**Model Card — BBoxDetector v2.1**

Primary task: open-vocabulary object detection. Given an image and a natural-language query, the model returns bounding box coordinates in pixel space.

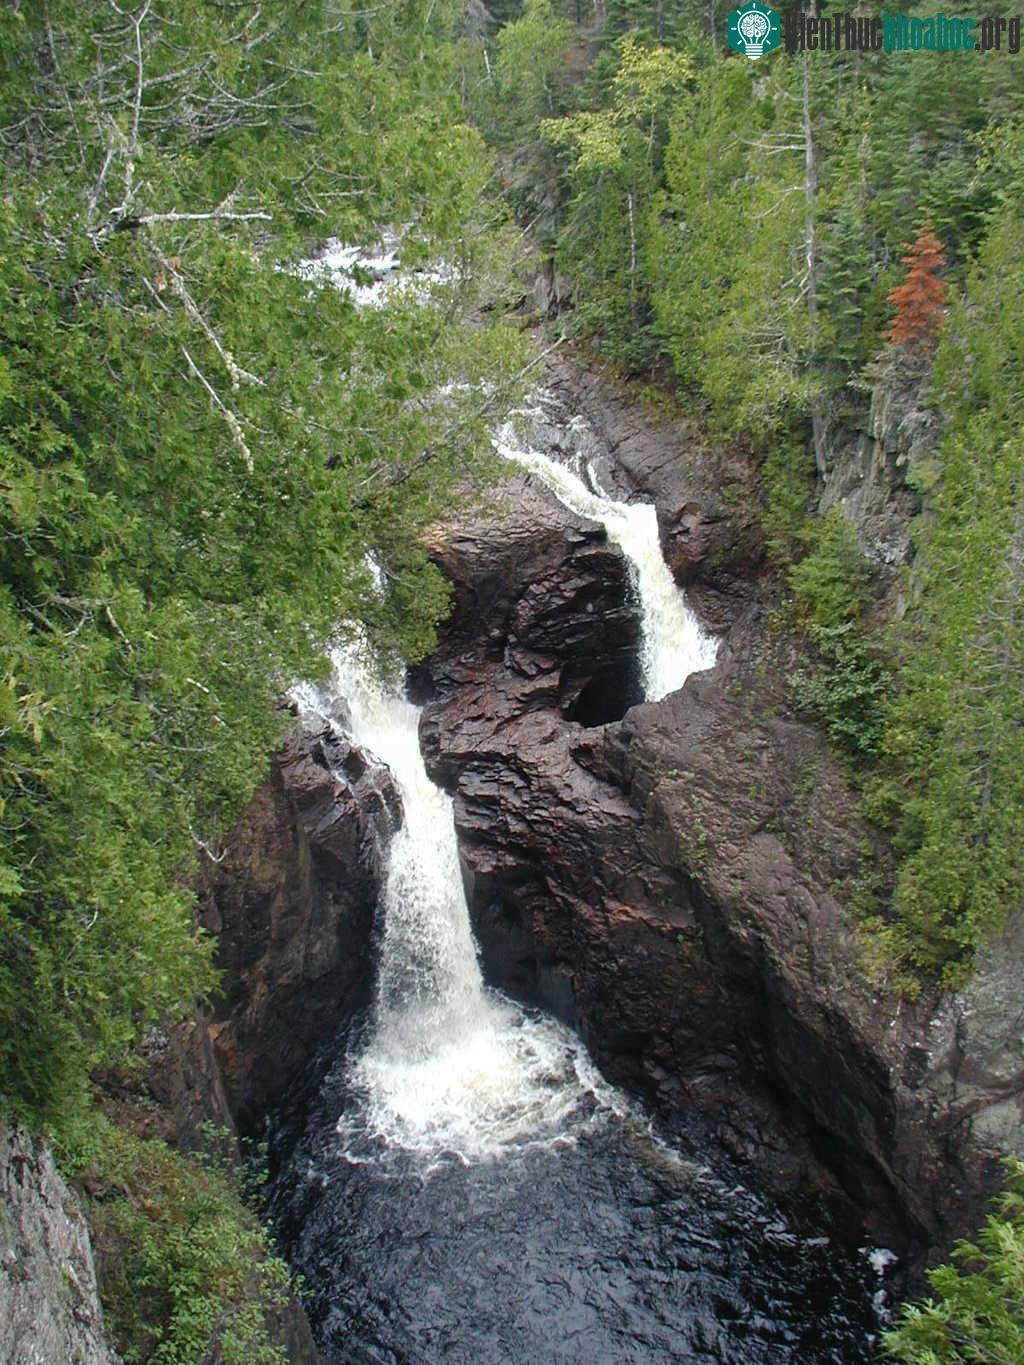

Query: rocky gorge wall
[0,722,398,1365]
[0,1122,119,1365]
[413,359,1024,1279]
[3,351,1016,1353]
[159,352,1021,1283]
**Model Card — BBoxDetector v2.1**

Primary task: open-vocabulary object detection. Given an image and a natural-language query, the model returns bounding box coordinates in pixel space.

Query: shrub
[788,505,873,628]
[789,622,891,762]
[884,1159,1024,1363]
[84,1124,291,1365]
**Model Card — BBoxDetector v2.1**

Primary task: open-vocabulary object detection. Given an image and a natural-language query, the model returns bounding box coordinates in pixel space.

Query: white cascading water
[496,398,718,701]
[294,641,623,1164]
[294,241,710,1161]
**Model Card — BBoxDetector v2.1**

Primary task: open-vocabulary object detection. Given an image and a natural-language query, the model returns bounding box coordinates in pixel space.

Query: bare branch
[113,208,272,231]
[180,343,255,474]
[147,236,264,390]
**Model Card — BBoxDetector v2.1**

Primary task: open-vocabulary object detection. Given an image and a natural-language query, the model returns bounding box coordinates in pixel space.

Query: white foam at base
[294,640,627,1164]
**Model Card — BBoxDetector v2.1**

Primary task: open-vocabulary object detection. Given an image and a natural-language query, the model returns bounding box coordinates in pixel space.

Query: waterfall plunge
[294,643,619,1165]
[295,397,715,1164]
[496,398,718,701]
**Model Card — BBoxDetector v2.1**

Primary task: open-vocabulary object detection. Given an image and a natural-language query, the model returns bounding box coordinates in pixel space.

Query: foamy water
[496,398,717,701]
[294,641,627,1164]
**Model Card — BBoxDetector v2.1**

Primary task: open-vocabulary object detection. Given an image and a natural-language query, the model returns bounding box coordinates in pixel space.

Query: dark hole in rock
[563,657,642,727]
[405,662,437,706]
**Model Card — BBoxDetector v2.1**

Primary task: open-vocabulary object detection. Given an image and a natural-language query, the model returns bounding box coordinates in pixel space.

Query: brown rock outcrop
[415,377,1023,1279]
[198,722,399,1129]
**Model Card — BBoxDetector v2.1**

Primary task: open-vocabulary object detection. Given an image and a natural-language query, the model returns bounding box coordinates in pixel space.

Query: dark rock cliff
[1,1123,119,1365]
[91,719,399,1365]
[199,722,398,1129]
[414,366,1023,1278]
[121,721,398,1150]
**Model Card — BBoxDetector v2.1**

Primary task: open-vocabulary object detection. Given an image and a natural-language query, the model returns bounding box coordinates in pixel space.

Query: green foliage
[0,2,529,1134]
[884,1159,1024,1363]
[789,623,890,761]
[816,201,885,381]
[760,436,816,566]
[785,508,888,763]
[541,36,692,368]
[84,1122,290,1365]
[478,0,574,231]
[872,196,1024,981]
[484,0,1023,431]
[789,507,873,629]
[647,51,821,432]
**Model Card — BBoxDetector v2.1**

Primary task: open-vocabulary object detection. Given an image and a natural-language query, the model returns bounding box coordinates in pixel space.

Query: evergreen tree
[884,1160,1024,1363]
[886,226,949,352]
[0,0,527,1133]
[873,201,1024,979]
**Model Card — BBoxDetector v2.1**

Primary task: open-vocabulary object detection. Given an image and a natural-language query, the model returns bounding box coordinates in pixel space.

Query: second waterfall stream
[496,392,718,700]
[294,393,717,1162]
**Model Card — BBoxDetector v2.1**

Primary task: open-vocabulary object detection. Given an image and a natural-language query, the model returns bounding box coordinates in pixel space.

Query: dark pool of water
[268,1038,882,1364]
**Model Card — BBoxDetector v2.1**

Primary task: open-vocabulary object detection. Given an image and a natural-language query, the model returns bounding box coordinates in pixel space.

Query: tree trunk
[802,55,827,479]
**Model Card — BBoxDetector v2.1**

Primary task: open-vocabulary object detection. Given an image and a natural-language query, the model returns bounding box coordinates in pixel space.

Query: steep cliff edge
[104,721,398,1153]
[1,1122,119,1365]
[416,368,1024,1275]
[70,722,398,1365]
[198,722,399,1130]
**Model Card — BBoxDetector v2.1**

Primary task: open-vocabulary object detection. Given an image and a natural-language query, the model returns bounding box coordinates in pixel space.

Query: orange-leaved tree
[885,226,948,352]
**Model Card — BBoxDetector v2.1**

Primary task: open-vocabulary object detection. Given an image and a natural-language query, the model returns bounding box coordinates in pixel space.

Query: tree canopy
[0,0,528,1134]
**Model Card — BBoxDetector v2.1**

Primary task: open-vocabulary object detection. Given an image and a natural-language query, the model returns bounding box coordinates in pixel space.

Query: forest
[1,1,1023,1360]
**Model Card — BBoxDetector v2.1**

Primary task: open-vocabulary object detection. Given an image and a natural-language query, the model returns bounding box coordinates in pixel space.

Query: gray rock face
[818,356,944,582]
[0,1123,119,1365]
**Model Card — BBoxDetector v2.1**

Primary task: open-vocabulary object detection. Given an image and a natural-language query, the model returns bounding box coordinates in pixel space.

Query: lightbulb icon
[738,7,771,57]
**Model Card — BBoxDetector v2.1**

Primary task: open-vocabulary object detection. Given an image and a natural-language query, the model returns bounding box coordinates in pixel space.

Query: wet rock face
[198,723,400,1129]
[417,473,642,727]
[542,354,765,633]
[417,384,1023,1276]
[1,1123,118,1365]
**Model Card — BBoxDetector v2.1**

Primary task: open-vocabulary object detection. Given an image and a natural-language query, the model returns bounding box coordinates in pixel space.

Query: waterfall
[291,391,715,1164]
[294,641,619,1164]
[496,399,717,701]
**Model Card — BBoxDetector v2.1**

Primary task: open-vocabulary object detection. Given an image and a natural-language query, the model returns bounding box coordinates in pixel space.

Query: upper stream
[272,391,881,1362]
[496,392,718,701]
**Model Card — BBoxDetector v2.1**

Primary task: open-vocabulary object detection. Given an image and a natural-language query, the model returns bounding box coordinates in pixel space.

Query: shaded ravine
[267,427,884,1360]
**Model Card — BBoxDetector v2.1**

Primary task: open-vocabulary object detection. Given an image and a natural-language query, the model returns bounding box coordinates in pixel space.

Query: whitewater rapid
[294,642,625,1165]
[496,396,717,702]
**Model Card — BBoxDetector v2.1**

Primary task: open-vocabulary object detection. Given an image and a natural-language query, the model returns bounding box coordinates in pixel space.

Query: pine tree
[885,226,948,352]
